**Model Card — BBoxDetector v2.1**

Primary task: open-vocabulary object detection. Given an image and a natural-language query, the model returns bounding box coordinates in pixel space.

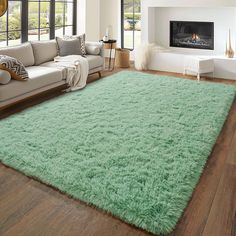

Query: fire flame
[192,33,200,41]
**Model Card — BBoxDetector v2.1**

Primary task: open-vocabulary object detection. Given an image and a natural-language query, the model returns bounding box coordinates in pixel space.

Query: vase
[0,0,8,17]
[225,29,235,58]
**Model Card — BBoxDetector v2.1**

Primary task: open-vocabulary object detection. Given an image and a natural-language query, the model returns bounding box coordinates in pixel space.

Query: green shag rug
[0,71,235,235]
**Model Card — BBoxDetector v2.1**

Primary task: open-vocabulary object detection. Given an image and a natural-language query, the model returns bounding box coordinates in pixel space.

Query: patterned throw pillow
[0,55,29,81]
[78,34,86,55]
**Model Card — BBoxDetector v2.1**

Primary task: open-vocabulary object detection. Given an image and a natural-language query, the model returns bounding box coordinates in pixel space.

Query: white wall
[155,7,236,55]
[77,0,121,43]
[100,0,121,46]
[77,0,100,41]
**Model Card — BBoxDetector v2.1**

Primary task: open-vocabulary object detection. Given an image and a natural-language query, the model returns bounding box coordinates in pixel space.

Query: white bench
[184,56,214,81]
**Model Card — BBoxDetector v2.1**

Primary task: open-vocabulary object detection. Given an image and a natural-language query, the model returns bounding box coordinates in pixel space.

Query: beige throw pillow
[56,34,86,57]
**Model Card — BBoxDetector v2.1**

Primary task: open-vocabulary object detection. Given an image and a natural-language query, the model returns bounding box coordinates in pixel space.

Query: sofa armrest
[85,41,104,57]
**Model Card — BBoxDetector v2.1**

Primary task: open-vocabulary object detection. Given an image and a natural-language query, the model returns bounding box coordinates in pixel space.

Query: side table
[184,56,214,81]
[100,39,117,71]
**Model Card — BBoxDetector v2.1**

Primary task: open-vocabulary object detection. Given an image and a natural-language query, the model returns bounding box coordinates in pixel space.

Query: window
[0,1,22,47]
[28,0,51,41]
[55,0,74,37]
[121,0,141,50]
[0,0,77,47]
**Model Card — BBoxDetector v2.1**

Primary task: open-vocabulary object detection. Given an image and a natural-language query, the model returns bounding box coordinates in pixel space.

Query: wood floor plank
[0,181,50,234]
[202,163,236,236]
[2,198,69,236]
[0,166,30,198]
[227,131,236,166]
[1,172,151,236]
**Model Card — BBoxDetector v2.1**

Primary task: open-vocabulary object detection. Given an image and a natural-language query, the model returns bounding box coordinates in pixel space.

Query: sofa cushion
[0,42,35,67]
[0,66,63,102]
[0,55,29,81]
[40,61,67,79]
[31,40,58,65]
[41,55,103,74]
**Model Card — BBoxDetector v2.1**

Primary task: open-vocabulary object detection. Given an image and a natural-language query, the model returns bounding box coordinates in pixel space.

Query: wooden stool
[184,56,214,81]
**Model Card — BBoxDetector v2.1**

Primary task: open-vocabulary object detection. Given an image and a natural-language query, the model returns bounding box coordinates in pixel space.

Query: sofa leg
[98,71,102,78]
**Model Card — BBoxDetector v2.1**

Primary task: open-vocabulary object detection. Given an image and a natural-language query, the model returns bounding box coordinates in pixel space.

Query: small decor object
[225,29,235,58]
[0,55,29,81]
[0,0,8,17]
[103,35,108,42]
[115,48,130,68]
[102,25,112,42]
[106,25,113,40]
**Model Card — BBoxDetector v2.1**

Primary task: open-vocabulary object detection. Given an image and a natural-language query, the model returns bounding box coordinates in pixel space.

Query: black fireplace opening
[170,21,214,50]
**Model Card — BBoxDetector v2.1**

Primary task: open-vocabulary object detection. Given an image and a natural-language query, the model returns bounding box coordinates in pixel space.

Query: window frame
[0,0,22,46]
[121,0,141,50]
[0,0,77,46]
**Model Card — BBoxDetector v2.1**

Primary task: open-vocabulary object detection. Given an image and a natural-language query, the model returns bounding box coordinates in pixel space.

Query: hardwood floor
[0,68,236,236]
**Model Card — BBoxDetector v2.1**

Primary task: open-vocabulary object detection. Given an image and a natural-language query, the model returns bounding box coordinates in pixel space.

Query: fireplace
[170,21,214,50]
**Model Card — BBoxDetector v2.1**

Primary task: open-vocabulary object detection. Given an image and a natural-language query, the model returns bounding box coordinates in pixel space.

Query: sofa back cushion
[31,40,58,65]
[0,42,35,67]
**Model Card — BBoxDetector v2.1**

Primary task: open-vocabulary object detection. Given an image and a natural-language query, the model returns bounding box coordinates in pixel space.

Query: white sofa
[0,40,104,109]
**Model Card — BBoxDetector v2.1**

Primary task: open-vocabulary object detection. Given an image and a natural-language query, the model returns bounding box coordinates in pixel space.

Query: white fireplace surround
[141,0,236,80]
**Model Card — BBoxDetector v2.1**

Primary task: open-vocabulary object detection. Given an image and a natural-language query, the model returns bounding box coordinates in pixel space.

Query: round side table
[100,39,117,71]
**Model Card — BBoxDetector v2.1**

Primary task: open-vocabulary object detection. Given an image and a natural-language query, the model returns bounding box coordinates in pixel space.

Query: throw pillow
[64,34,86,55]
[0,69,11,85]
[56,37,83,57]
[85,45,100,55]
[57,34,86,56]
[0,55,29,81]
[78,34,86,55]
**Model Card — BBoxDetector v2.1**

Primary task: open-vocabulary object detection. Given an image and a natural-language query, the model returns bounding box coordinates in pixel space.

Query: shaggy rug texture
[0,71,235,235]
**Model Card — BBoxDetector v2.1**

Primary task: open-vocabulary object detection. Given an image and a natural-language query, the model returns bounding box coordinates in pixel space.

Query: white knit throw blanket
[54,55,89,92]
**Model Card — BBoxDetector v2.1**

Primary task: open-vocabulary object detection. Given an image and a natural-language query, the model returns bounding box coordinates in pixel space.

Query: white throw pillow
[85,45,100,55]
[0,69,11,85]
